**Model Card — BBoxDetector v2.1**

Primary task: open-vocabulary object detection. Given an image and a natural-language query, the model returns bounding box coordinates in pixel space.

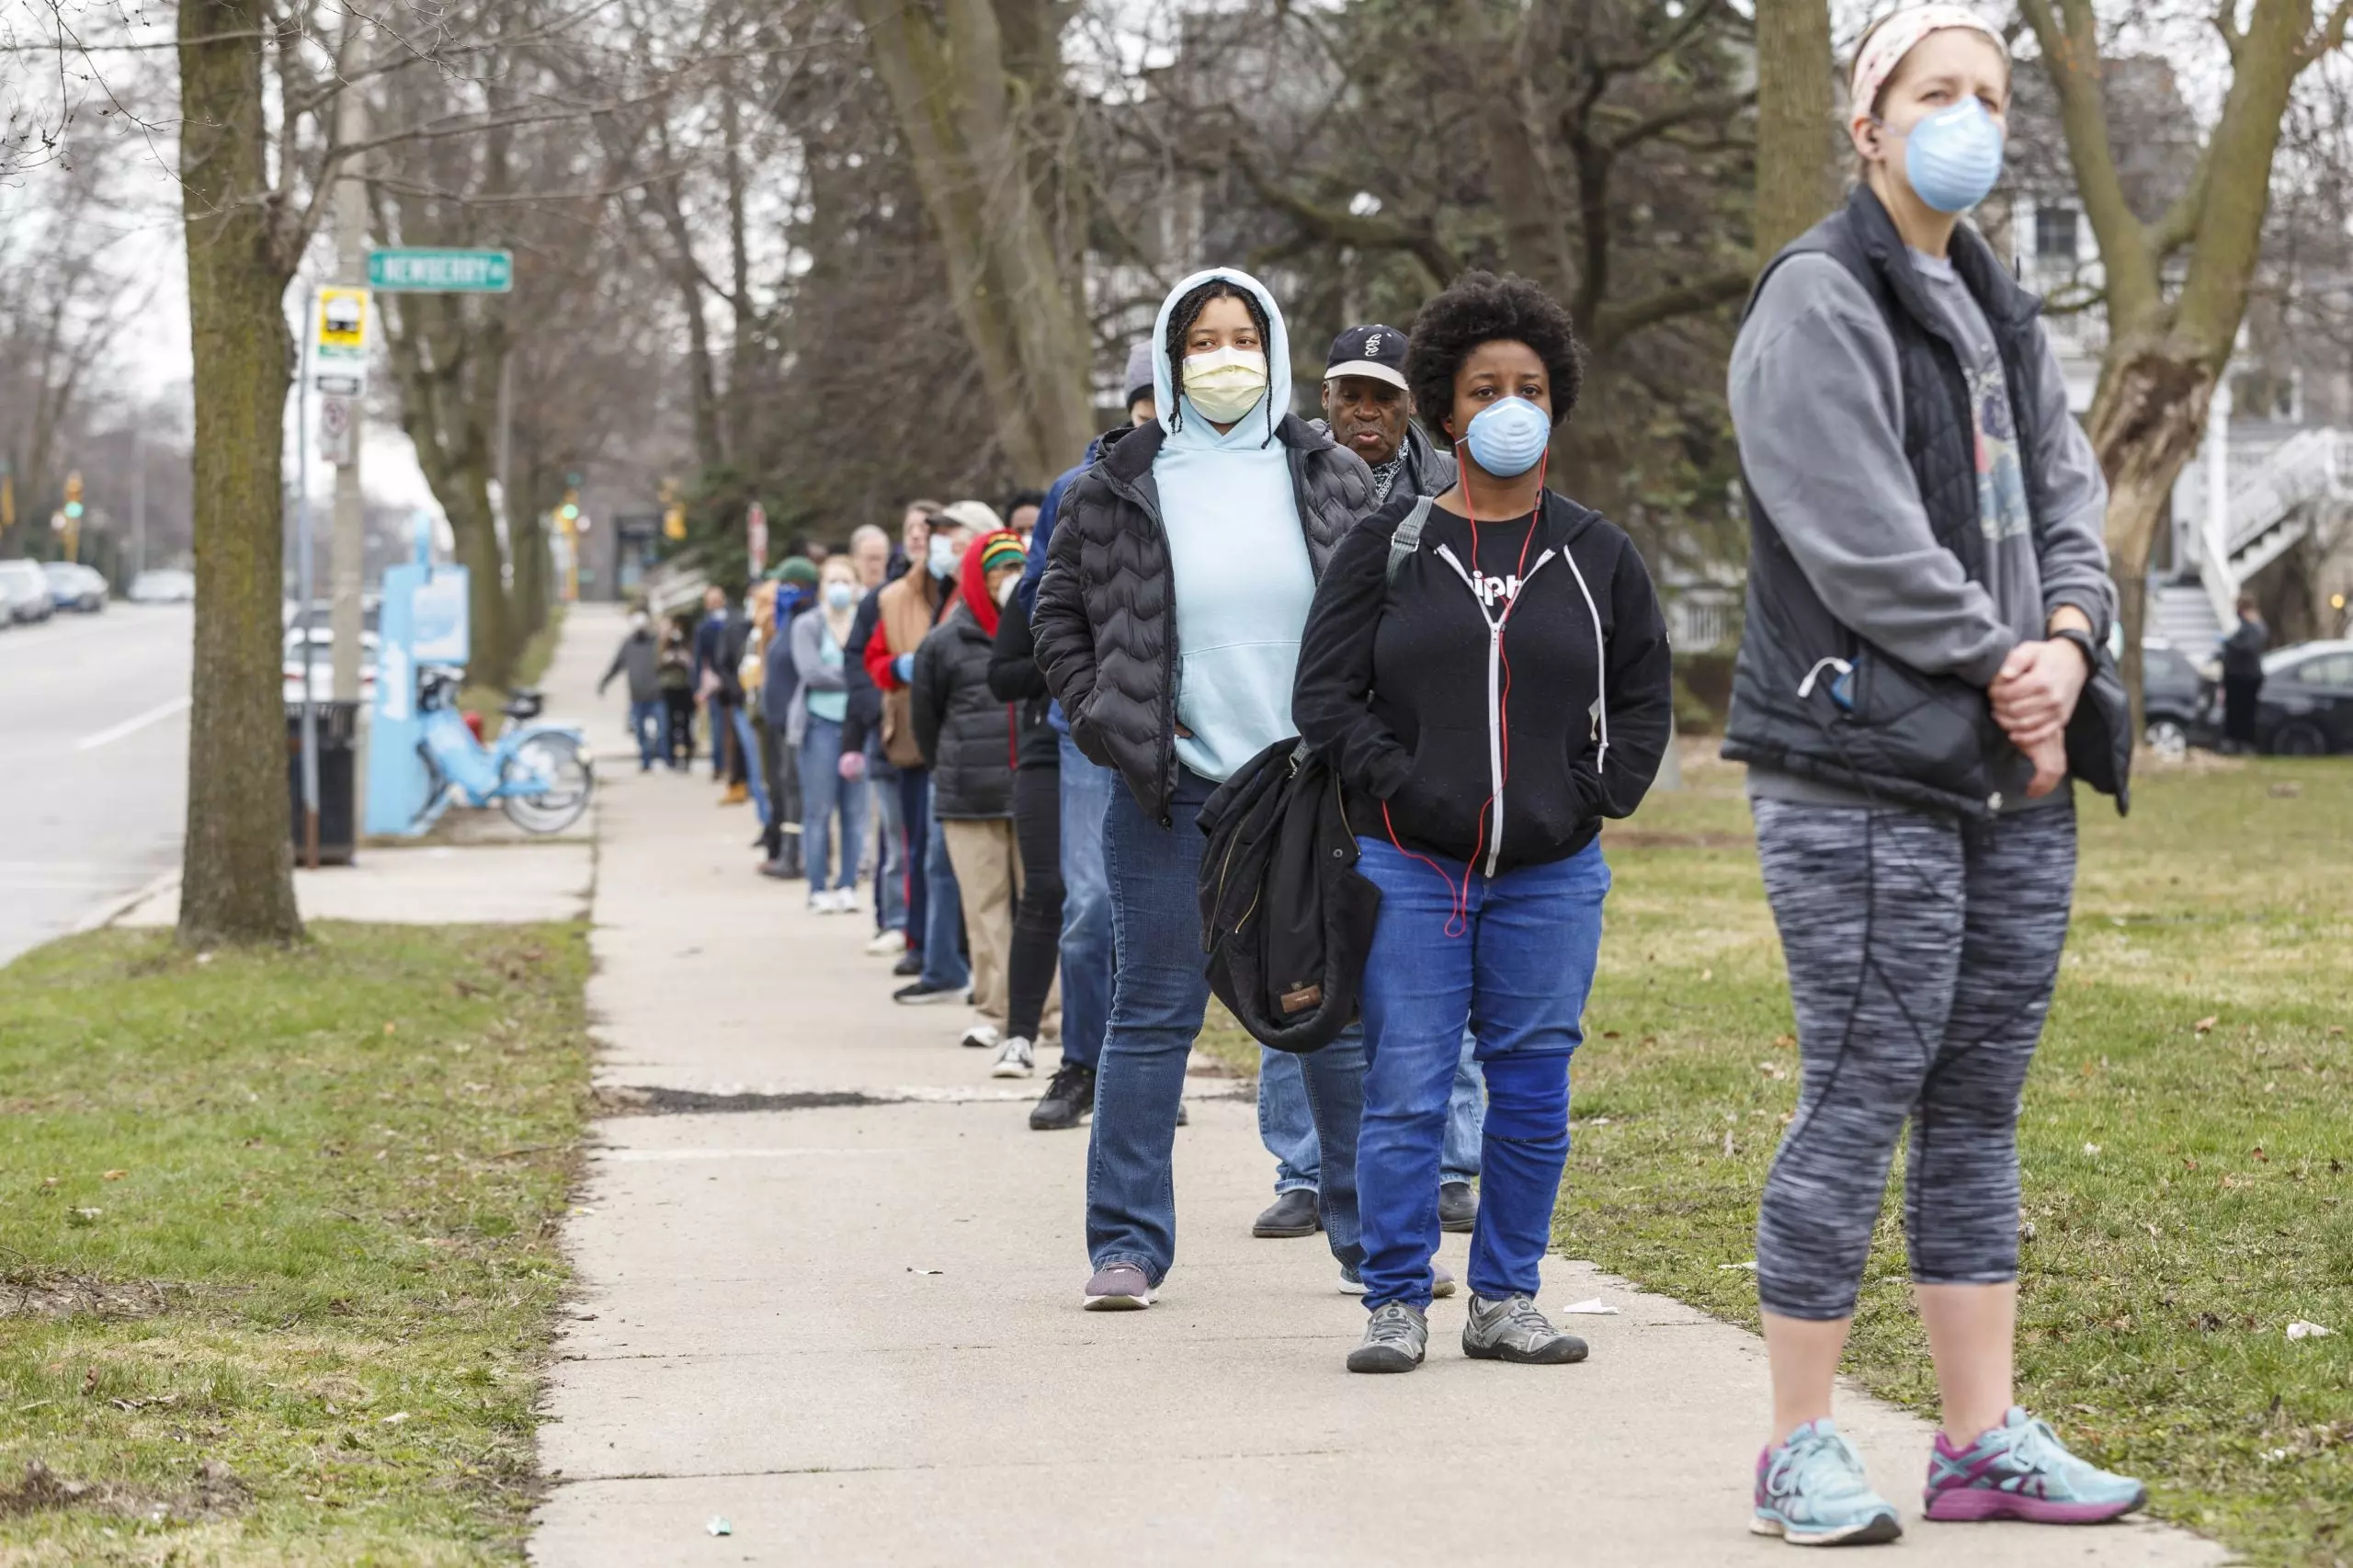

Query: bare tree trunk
[176,0,302,946]
[856,0,1094,483]
[1754,0,1839,267]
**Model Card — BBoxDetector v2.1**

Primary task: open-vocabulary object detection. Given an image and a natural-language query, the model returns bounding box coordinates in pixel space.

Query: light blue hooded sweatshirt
[1150,267,1317,784]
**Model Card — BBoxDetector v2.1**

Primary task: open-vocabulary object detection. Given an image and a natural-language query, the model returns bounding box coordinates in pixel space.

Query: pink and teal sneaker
[1752,1419,1904,1546]
[1924,1407,2147,1524]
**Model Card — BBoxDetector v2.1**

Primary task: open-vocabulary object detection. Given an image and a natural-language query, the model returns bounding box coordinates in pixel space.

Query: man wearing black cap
[1319,323,1455,503]
[1254,324,1485,1244]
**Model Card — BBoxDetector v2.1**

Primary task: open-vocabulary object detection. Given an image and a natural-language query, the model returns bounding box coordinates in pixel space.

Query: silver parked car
[42,561,108,613]
[0,560,55,624]
[128,568,196,604]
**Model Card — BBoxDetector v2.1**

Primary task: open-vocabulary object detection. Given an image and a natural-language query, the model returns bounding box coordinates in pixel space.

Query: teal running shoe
[1753,1419,1904,1546]
[1924,1407,2146,1524]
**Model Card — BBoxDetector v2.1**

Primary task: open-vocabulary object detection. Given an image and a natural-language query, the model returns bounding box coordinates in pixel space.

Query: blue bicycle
[413,665,596,834]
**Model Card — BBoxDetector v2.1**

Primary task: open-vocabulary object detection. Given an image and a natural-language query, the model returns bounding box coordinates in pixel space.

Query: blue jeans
[922,810,969,991]
[1353,835,1609,1310]
[870,756,907,933]
[798,717,869,894]
[730,705,768,822]
[1055,733,1116,1072]
[1088,767,1364,1285]
[1260,1028,1483,1193]
[626,699,663,768]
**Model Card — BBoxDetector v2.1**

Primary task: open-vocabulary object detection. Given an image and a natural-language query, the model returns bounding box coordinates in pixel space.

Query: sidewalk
[529,605,2227,1567]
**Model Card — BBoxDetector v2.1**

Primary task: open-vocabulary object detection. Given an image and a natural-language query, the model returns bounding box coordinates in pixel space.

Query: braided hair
[1163,277,1277,446]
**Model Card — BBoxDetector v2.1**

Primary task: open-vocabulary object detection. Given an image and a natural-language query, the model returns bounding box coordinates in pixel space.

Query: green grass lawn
[1202,750,2353,1564]
[0,924,591,1566]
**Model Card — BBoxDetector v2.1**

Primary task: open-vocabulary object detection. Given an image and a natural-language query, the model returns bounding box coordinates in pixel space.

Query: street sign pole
[296,287,322,871]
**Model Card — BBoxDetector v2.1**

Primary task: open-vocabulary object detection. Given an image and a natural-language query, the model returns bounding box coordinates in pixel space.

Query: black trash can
[286,700,360,866]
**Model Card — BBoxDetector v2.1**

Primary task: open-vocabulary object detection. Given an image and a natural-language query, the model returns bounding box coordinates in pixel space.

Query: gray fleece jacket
[1730,244,2116,807]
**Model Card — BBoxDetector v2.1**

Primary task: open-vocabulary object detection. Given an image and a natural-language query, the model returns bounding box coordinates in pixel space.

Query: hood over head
[961,527,1026,641]
[1151,267,1291,444]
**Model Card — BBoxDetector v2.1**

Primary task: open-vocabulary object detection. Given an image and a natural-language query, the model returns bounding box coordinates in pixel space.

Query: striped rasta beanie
[979,534,1027,575]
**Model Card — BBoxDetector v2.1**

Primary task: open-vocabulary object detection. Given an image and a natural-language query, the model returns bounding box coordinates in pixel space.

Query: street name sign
[368,248,514,293]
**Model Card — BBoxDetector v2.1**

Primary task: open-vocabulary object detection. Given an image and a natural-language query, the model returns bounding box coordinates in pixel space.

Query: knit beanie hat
[1123,339,1155,410]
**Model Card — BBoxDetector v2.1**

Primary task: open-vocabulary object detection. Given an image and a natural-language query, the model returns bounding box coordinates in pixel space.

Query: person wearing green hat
[754,557,821,876]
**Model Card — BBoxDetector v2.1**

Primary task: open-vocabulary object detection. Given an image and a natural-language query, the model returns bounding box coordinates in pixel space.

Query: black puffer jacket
[911,603,1016,819]
[988,594,1059,772]
[1033,414,1376,823]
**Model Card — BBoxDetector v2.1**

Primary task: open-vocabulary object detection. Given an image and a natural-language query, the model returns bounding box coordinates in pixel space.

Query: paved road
[529,605,2227,1568]
[0,605,191,965]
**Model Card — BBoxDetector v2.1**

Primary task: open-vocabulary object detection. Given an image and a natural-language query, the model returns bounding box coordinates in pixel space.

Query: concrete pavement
[0,603,191,964]
[531,602,2228,1567]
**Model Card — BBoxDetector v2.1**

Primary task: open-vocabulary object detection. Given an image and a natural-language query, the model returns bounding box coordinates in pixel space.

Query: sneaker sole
[1439,1215,1476,1233]
[895,992,954,1006]
[1029,1109,1086,1131]
[1750,1512,1904,1546]
[990,1062,1034,1079]
[1462,1335,1589,1365]
[961,1036,995,1049]
[1082,1289,1152,1311]
[1346,1346,1425,1373]
[1255,1221,1321,1239]
[1923,1488,2145,1525]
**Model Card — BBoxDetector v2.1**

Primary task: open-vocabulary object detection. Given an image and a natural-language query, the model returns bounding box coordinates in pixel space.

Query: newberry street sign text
[368,248,514,293]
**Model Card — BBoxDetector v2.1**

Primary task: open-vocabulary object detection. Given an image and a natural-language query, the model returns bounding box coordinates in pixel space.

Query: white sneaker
[864,928,907,956]
[808,892,834,915]
[833,888,860,915]
[815,889,847,915]
[961,1023,1000,1051]
[991,1036,1036,1078]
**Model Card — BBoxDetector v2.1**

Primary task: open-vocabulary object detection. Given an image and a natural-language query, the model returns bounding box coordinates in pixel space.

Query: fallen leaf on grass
[2082,1143,2101,1156]
[1720,1260,1758,1271]
[80,1369,98,1396]
[380,1412,412,1425]
[1700,968,1713,982]
[2288,1321,2335,1341]
[2254,1146,2269,1162]
[2194,1016,2220,1035]
[100,1170,126,1181]
[39,1176,58,1189]
[382,1022,397,1035]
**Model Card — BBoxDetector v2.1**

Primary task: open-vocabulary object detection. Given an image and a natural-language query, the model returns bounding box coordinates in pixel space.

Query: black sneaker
[893,981,959,1006]
[1253,1189,1321,1239]
[892,951,924,978]
[1029,1062,1096,1131]
[1438,1180,1478,1233]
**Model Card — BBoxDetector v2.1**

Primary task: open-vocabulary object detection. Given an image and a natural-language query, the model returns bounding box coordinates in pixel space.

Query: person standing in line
[843,502,945,973]
[692,585,732,784]
[1256,322,1488,1244]
[1294,273,1674,1378]
[597,608,665,771]
[1014,343,1157,1131]
[791,555,871,911]
[857,503,982,1006]
[713,585,767,816]
[844,517,915,954]
[849,522,892,594]
[658,618,697,768]
[986,528,1068,1085]
[756,559,819,879]
[1005,489,1047,546]
[1034,267,1381,1310]
[915,528,1057,1054]
[1724,10,2144,1544]
[2220,596,2268,754]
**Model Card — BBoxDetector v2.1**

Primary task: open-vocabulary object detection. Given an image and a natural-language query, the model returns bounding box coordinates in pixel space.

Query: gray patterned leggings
[1751,797,2077,1321]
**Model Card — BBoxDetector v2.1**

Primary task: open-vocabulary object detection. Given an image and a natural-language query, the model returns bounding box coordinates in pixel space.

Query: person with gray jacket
[598,610,665,771]
[1724,10,2140,1544]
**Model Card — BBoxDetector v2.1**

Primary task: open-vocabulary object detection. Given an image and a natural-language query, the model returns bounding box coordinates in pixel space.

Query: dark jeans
[662,690,696,767]
[1008,764,1064,1043]
[756,712,800,864]
[1055,733,1115,1071]
[2223,673,2263,749]
[899,767,931,961]
[1086,766,1364,1286]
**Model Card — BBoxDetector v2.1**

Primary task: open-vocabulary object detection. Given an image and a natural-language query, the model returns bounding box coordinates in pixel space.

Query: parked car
[2140,636,2222,758]
[42,561,108,613]
[128,569,196,604]
[0,560,55,624]
[283,626,380,705]
[2255,641,2353,756]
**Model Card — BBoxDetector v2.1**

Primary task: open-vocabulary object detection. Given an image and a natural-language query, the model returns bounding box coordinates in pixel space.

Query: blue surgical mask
[927,537,961,579]
[824,583,854,610]
[1890,97,2005,214]
[1459,396,1552,479]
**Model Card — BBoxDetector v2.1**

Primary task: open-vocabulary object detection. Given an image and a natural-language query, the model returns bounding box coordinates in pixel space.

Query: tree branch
[1593,268,1750,347]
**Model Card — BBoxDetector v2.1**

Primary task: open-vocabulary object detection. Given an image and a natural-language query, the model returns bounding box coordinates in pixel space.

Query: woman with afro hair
[1292,269,1674,1375]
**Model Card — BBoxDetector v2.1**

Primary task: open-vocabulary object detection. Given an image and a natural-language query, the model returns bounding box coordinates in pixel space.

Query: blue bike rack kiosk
[365,516,472,837]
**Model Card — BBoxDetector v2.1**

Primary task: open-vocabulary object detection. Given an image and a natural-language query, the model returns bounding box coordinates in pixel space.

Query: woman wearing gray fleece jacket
[1723,9,2143,1549]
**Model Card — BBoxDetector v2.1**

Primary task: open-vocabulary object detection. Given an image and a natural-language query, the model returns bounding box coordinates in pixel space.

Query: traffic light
[63,471,84,521]
[659,475,686,540]
[557,486,581,533]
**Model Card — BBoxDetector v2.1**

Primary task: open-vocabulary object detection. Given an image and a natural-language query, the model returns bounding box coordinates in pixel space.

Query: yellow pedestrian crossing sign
[317,287,370,361]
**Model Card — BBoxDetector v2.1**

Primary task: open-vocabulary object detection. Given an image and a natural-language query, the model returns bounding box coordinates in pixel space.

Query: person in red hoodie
[911,527,1054,1054]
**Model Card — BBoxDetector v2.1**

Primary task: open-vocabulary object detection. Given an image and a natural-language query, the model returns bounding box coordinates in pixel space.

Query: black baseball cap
[1324,324,1409,391]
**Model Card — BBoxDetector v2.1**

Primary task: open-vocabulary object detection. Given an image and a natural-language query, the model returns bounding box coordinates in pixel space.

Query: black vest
[1722,186,2049,818]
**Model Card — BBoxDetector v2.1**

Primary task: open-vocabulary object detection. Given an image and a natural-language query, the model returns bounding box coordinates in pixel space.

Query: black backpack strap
[1385,495,1435,585]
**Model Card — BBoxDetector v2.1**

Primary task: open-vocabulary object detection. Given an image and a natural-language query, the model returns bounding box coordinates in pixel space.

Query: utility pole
[328,63,368,703]
[131,426,146,578]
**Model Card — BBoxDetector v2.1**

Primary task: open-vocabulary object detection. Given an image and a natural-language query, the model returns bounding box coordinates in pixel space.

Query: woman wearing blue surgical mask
[1724,7,2139,1546]
[1032,267,1381,1312]
[790,555,871,912]
[1292,271,1673,1378]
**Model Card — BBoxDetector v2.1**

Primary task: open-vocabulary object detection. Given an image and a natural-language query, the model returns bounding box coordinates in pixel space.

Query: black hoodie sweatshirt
[1292,485,1674,875]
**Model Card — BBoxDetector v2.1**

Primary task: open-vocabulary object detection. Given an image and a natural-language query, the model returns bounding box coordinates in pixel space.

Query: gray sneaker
[1461,1292,1588,1364]
[1083,1262,1154,1311]
[1347,1301,1427,1373]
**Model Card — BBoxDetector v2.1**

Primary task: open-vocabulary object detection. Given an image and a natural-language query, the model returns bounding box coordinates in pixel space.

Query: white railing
[2199,426,2353,623]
